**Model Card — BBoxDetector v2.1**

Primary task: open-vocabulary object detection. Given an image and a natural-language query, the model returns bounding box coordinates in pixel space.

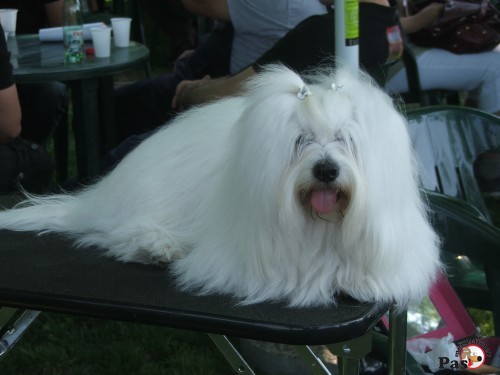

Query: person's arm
[44,0,64,27]
[87,0,99,12]
[172,66,255,110]
[399,2,444,33]
[0,21,21,143]
[0,83,22,143]
[181,0,231,20]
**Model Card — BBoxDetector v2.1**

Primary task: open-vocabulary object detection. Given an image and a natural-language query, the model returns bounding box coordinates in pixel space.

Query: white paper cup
[91,26,111,58]
[0,9,18,38]
[110,17,131,48]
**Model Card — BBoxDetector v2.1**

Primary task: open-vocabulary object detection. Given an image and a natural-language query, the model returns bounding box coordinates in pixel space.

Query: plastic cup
[91,26,111,58]
[0,9,18,38]
[110,17,131,48]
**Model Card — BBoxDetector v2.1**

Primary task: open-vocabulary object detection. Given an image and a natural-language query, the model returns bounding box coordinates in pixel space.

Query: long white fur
[0,65,441,308]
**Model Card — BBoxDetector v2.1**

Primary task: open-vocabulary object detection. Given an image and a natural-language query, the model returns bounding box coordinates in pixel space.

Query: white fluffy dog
[0,65,440,308]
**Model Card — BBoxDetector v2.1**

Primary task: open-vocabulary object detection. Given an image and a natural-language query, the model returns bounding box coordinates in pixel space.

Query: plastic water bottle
[62,0,85,64]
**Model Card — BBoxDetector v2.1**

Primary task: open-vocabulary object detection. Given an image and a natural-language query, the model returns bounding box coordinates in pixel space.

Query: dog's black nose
[313,161,339,183]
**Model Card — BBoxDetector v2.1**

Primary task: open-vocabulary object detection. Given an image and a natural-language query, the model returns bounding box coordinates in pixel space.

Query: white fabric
[227,0,327,74]
[386,44,500,114]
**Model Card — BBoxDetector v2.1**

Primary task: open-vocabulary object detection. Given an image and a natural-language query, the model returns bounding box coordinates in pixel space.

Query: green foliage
[468,309,495,337]
[407,297,443,338]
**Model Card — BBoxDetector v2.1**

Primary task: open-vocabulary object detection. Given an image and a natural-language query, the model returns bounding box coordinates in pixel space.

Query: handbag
[408,0,500,54]
[0,137,54,193]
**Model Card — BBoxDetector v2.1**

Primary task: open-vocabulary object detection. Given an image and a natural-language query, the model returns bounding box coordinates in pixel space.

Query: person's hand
[173,49,195,73]
[417,2,445,28]
[171,75,211,111]
[176,49,195,62]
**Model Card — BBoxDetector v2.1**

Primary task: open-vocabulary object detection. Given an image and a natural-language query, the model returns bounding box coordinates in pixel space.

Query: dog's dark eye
[295,134,312,150]
[334,132,345,143]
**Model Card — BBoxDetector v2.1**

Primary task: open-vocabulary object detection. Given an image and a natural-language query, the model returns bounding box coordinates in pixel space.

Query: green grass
[1,314,231,375]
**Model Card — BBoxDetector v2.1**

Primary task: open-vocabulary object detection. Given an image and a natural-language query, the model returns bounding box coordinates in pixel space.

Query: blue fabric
[227,0,326,74]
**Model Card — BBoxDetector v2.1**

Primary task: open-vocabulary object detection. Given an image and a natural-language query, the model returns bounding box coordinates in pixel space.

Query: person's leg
[16,82,68,144]
[114,73,182,142]
[386,47,500,114]
[174,21,233,79]
[114,22,233,142]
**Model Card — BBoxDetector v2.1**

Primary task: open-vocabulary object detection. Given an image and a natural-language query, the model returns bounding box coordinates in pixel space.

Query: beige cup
[0,9,18,38]
[110,17,131,48]
[91,26,112,58]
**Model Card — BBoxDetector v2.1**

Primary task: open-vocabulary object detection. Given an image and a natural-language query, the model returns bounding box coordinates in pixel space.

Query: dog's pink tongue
[311,189,337,214]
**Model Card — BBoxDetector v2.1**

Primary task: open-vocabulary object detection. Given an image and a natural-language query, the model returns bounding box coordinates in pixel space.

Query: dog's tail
[0,193,80,234]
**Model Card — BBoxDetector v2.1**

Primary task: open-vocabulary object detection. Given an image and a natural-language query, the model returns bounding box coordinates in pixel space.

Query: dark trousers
[17,81,68,145]
[114,21,234,143]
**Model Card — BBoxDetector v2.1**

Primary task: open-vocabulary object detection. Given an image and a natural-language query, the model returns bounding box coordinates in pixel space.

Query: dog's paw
[124,246,186,267]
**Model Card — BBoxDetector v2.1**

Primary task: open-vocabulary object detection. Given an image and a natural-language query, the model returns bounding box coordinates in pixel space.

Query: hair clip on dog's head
[331,82,344,91]
[297,85,312,100]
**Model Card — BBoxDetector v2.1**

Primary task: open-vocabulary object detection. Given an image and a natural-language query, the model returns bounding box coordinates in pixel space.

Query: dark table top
[8,34,149,83]
[0,196,386,345]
